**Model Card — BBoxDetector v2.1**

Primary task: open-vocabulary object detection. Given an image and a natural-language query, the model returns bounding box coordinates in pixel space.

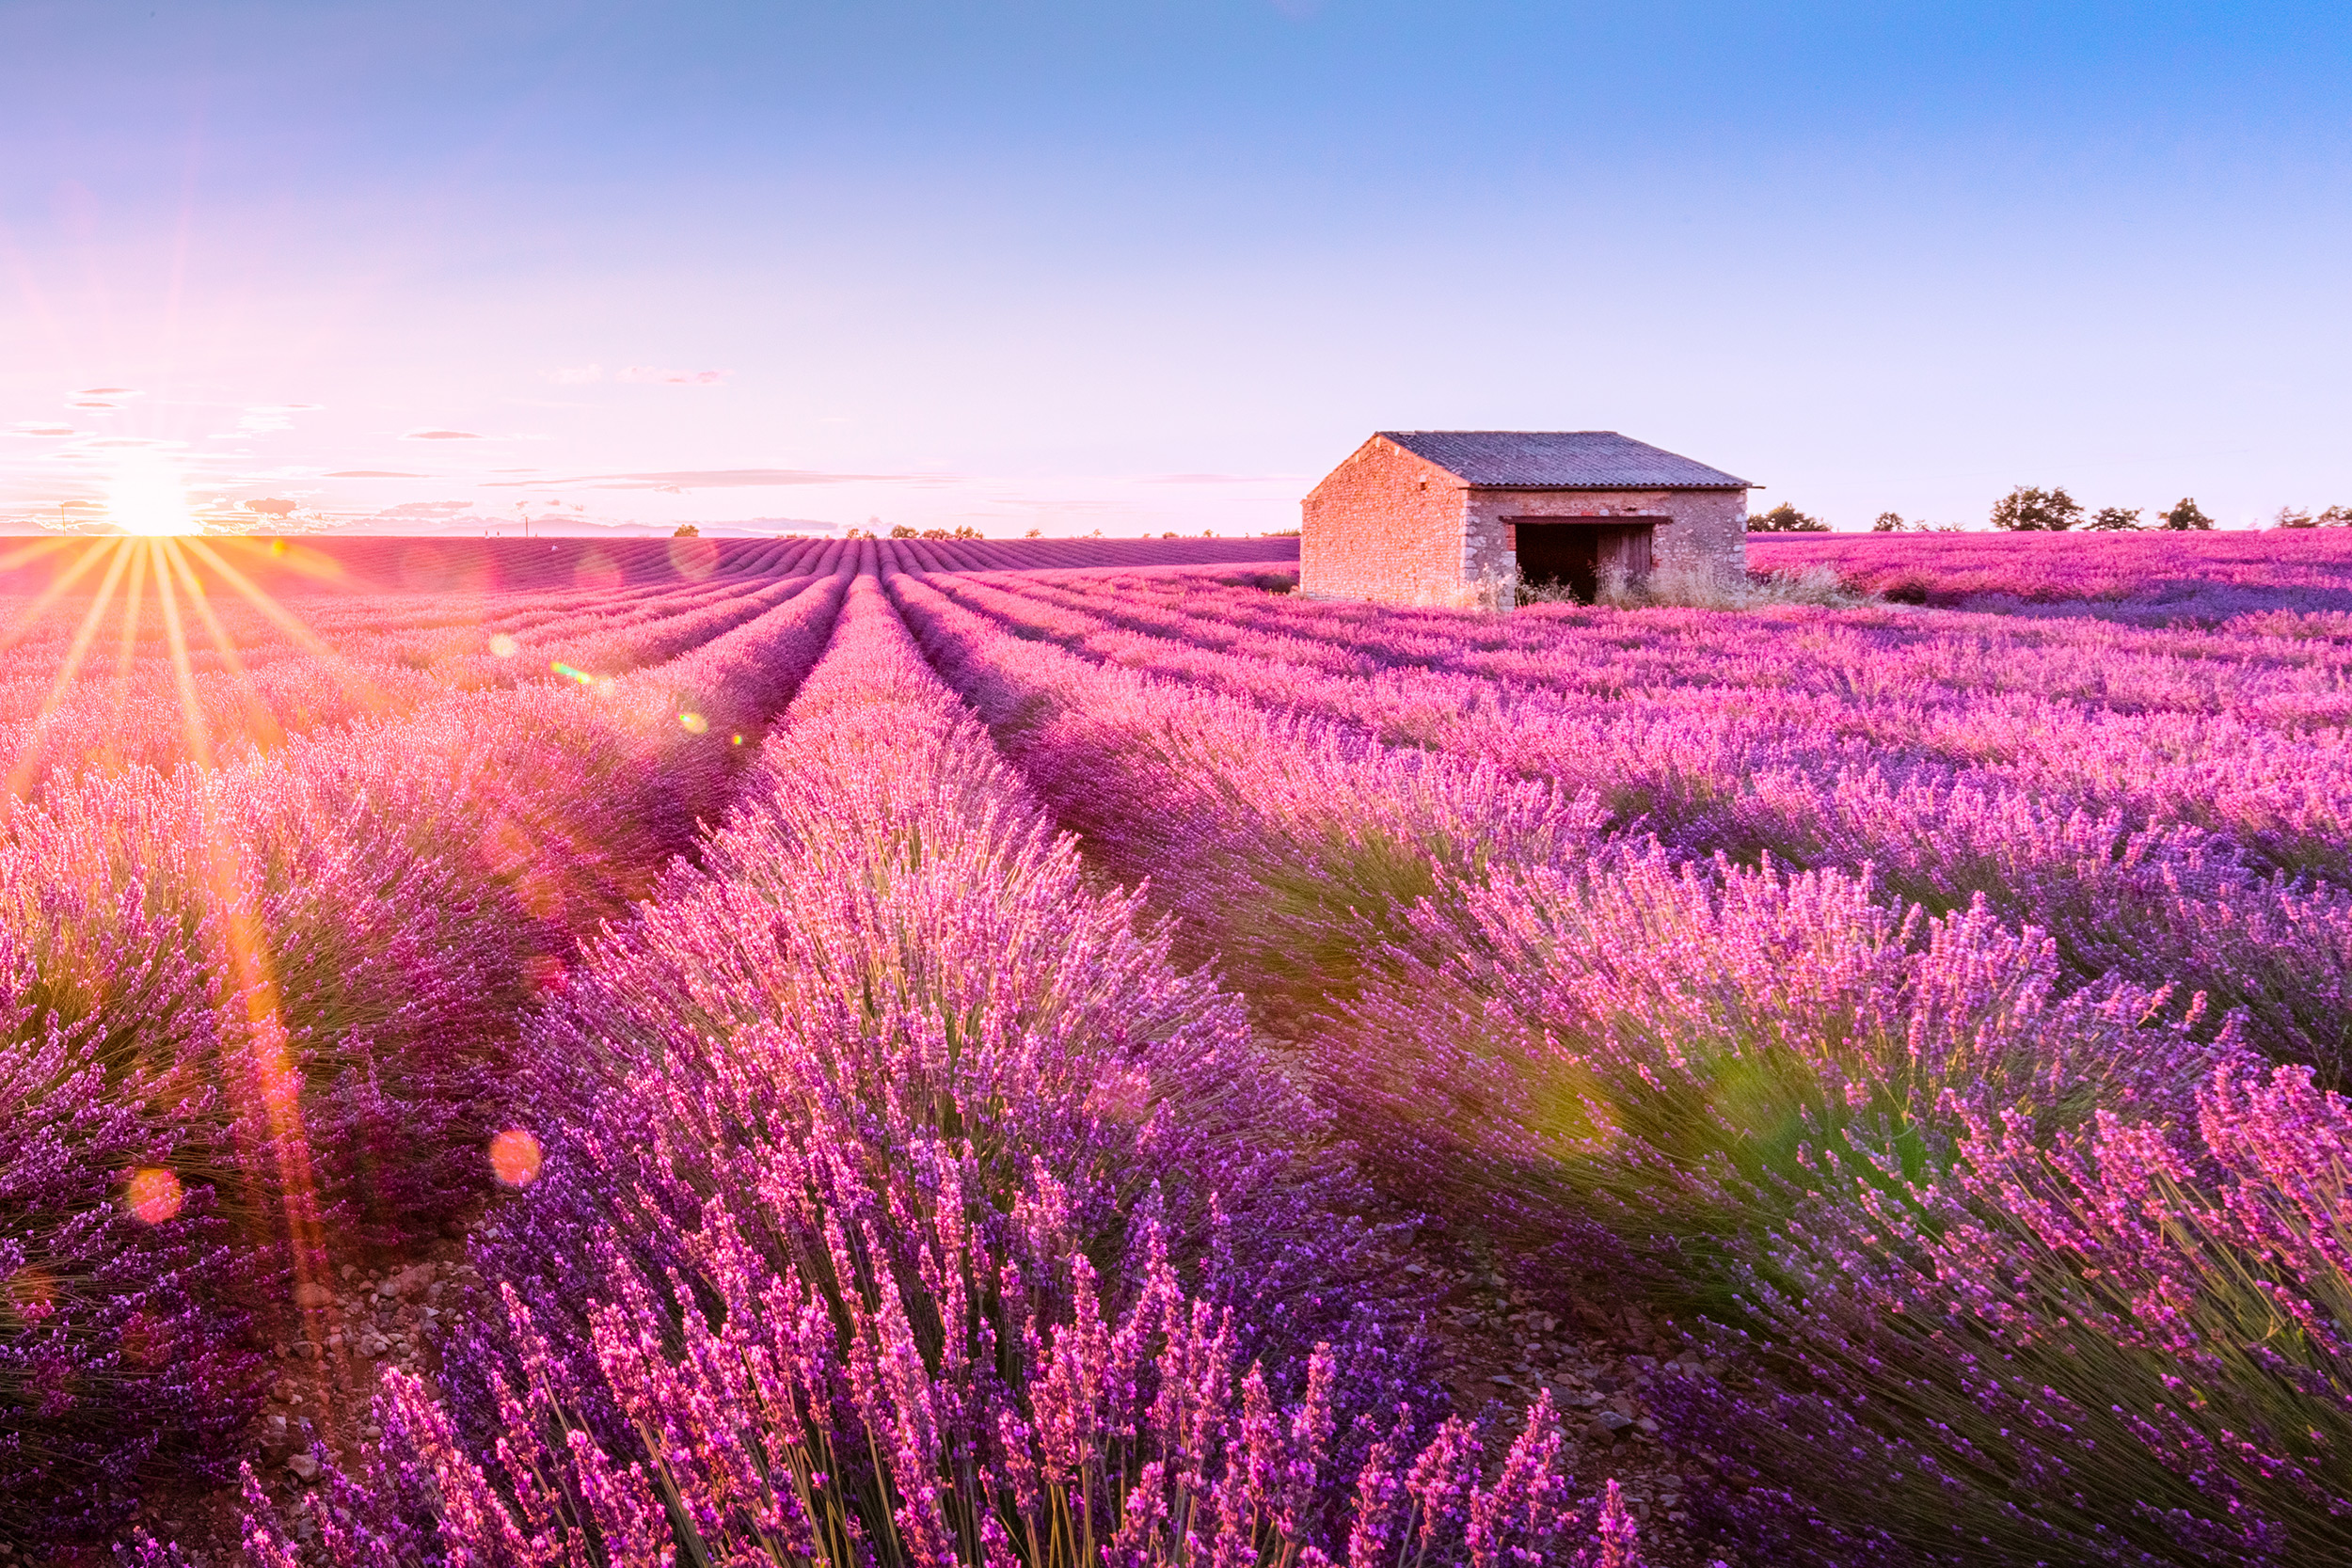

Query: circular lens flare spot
[124,1167,183,1224]
[731,733,743,746]
[488,633,518,657]
[489,1129,543,1188]
[678,711,707,734]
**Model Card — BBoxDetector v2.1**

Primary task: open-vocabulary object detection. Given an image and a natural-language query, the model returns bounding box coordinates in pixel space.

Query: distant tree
[1024,528,1043,538]
[2323,506,2352,527]
[672,523,701,537]
[1750,503,1829,532]
[2086,506,2142,531]
[1990,486,2083,531]
[2276,507,2316,529]
[889,524,919,539]
[1870,512,1906,532]
[2159,497,2214,531]
[1163,531,1181,538]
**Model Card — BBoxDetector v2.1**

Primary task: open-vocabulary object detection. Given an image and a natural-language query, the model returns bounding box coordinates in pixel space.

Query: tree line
[1752,490,2352,533]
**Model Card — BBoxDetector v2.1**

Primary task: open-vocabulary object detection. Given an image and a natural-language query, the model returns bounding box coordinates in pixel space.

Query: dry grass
[1511,559,1865,610]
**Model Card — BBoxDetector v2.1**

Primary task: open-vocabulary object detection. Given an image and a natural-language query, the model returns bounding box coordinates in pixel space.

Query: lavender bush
[2,986,263,1543]
[1656,1061,2352,1564]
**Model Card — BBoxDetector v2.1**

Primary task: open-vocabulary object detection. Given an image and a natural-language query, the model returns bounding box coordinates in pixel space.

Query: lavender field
[8,531,2352,1568]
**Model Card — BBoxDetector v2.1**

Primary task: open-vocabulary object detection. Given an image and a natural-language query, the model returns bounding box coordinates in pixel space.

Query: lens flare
[679,711,707,733]
[105,459,196,537]
[489,633,518,657]
[489,1128,544,1187]
[124,1167,184,1224]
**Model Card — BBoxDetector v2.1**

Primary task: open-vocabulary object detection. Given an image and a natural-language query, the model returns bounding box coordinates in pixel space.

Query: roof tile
[1378,431,1750,490]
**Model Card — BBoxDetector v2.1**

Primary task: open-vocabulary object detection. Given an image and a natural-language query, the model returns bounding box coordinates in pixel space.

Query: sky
[2,1,2347,538]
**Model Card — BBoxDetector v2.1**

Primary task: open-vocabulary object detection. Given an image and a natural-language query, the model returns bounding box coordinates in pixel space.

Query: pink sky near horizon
[0,365,1310,539]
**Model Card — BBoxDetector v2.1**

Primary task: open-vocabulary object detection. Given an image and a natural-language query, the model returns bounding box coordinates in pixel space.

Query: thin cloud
[1143,472,1311,485]
[545,365,605,385]
[376,500,478,518]
[617,367,726,386]
[479,467,925,490]
[76,386,137,395]
[70,401,118,409]
[7,424,73,437]
[403,429,485,440]
[324,469,426,478]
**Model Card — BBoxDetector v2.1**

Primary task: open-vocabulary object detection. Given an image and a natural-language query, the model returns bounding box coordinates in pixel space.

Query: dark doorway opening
[1511,519,1661,602]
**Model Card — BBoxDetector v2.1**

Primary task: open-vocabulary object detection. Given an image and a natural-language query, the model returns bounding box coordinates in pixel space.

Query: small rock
[293,1282,335,1309]
[286,1452,321,1482]
[1636,1416,1660,1434]
[385,1262,437,1300]
[1592,1410,1633,1434]
[358,1333,389,1358]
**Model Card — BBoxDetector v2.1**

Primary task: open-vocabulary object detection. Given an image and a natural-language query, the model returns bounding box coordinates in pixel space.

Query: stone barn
[1298,431,1753,607]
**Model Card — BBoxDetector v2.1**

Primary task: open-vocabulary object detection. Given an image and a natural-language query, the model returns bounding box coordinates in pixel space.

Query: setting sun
[104,459,194,536]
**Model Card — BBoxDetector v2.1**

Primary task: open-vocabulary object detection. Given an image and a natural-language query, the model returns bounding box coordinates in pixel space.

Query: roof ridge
[1372,430,1751,490]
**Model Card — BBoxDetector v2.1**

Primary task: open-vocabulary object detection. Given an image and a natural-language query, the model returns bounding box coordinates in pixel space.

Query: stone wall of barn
[1298,437,1477,606]
[1464,487,1749,586]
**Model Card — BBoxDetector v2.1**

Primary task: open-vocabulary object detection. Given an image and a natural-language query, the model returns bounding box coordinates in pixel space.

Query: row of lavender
[230,573,1640,1565]
[2,555,856,1544]
[884,562,2352,1564]
[0,541,862,800]
[939,563,2352,1077]
[1747,527,2352,618]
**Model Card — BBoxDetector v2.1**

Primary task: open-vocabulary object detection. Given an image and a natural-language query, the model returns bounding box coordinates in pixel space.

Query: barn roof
[1378,431,1751,490]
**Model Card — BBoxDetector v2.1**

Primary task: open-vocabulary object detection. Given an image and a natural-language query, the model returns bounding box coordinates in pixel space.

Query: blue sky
[2,0,2346,534]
